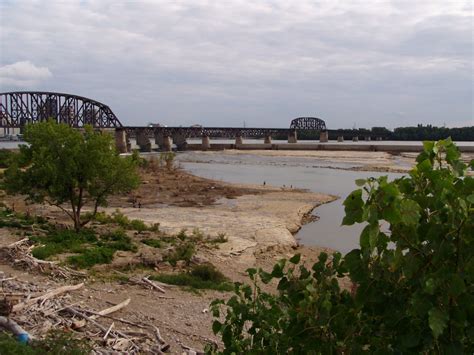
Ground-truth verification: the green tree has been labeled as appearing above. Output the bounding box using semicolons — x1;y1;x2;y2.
209;139;473;353
4;121;140;231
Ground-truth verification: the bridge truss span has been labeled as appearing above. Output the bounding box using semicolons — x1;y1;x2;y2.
0;91;122;128
290;117;326;131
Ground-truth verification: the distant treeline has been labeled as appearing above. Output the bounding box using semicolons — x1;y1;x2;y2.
274;125;474;141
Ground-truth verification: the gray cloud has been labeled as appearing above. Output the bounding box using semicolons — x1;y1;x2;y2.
0;0;472;128
0;61;52;87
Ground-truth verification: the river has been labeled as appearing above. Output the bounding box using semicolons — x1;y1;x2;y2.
177;151;403;254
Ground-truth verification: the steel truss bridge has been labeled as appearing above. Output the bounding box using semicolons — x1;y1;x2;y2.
0;91;122;128
0;91;329;138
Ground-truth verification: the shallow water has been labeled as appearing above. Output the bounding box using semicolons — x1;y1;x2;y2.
178;152;402;254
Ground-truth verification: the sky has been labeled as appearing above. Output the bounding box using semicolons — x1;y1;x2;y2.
0;0;472;129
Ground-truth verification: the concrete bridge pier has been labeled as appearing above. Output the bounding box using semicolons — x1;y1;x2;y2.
264;134;272;144
202;135;211;150
172;132;188;151
235;135;243;145
154;131;172;151
365;136;371;141
136;129;152;152
288;130;297;143
319;131;329;142
352;136;359;142
376;137;383;141
337;136;344;142
115;128;129;153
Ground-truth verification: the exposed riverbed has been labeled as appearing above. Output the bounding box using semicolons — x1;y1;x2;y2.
177;151;405;254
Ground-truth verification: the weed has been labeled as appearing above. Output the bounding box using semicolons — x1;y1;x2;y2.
151;264;232;292
208;233;228;244
176;229;187;241
100;229;137;252
164;242;195;266
142;238;162;248
129;219;147;232
67;247;115;268
0;330;91;354
31;229;97;260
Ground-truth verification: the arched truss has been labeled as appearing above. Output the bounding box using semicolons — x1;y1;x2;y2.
0;91;122;128
290;117;326;131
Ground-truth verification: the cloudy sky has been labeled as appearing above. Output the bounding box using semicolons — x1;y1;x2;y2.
0;1;472;128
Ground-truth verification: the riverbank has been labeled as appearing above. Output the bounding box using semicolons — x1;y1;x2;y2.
0;165;338;352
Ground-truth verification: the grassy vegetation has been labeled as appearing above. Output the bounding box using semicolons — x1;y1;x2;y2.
163;242;195;266
31;228;137;269
151;263;233;292
0;149;18;169
90;210;159;232
0;207;49;229
0;331;91;355
141;238;162;248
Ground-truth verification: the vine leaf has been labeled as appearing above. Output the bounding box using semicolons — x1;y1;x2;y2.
428;308;448;339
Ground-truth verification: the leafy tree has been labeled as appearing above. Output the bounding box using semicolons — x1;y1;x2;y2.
4;121;140;231
209;139;473;353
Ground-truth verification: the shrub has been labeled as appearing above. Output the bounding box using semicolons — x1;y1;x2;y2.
100;229;137;252
67;247;115;268
142;238;162;248
152;264;232;291
164;242;195;266
209;139;474;353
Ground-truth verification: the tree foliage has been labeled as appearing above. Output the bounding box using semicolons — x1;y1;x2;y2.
4;121;140;231
209;139;473;353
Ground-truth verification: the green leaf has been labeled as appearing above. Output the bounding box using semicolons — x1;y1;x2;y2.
342;189;365;225
355;178;366;187
399;199;420;225
289;253;301;264
428;308;449;338
212;320;222;334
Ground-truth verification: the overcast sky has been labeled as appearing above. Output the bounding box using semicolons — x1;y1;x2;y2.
0;1;472;128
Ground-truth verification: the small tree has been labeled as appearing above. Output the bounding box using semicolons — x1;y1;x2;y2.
4;121;140;231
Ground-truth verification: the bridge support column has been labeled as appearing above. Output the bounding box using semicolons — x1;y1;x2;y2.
319;131;328;142
235;136;243;145
161;136;172;151
365;136;371;141
288;130;297;143
352;136;359;142
264;134;272;144
172;132;188;151
337;136;344;142
136;129;152;152
376;137;382;141
115;128;129;153
202;135;210;150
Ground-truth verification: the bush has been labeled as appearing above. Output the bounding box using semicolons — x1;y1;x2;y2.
209;139;474;353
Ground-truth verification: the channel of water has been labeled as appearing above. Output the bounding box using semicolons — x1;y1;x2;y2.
177;152;403;254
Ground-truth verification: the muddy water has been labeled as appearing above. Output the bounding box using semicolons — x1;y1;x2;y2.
178;152;402;254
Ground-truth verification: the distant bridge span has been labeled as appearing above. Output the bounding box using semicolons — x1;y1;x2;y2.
0;91;122;128
1;91;389;152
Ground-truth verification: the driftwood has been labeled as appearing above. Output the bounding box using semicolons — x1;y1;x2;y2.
13;283;84;312
142;277;166;293
72;298;130;329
